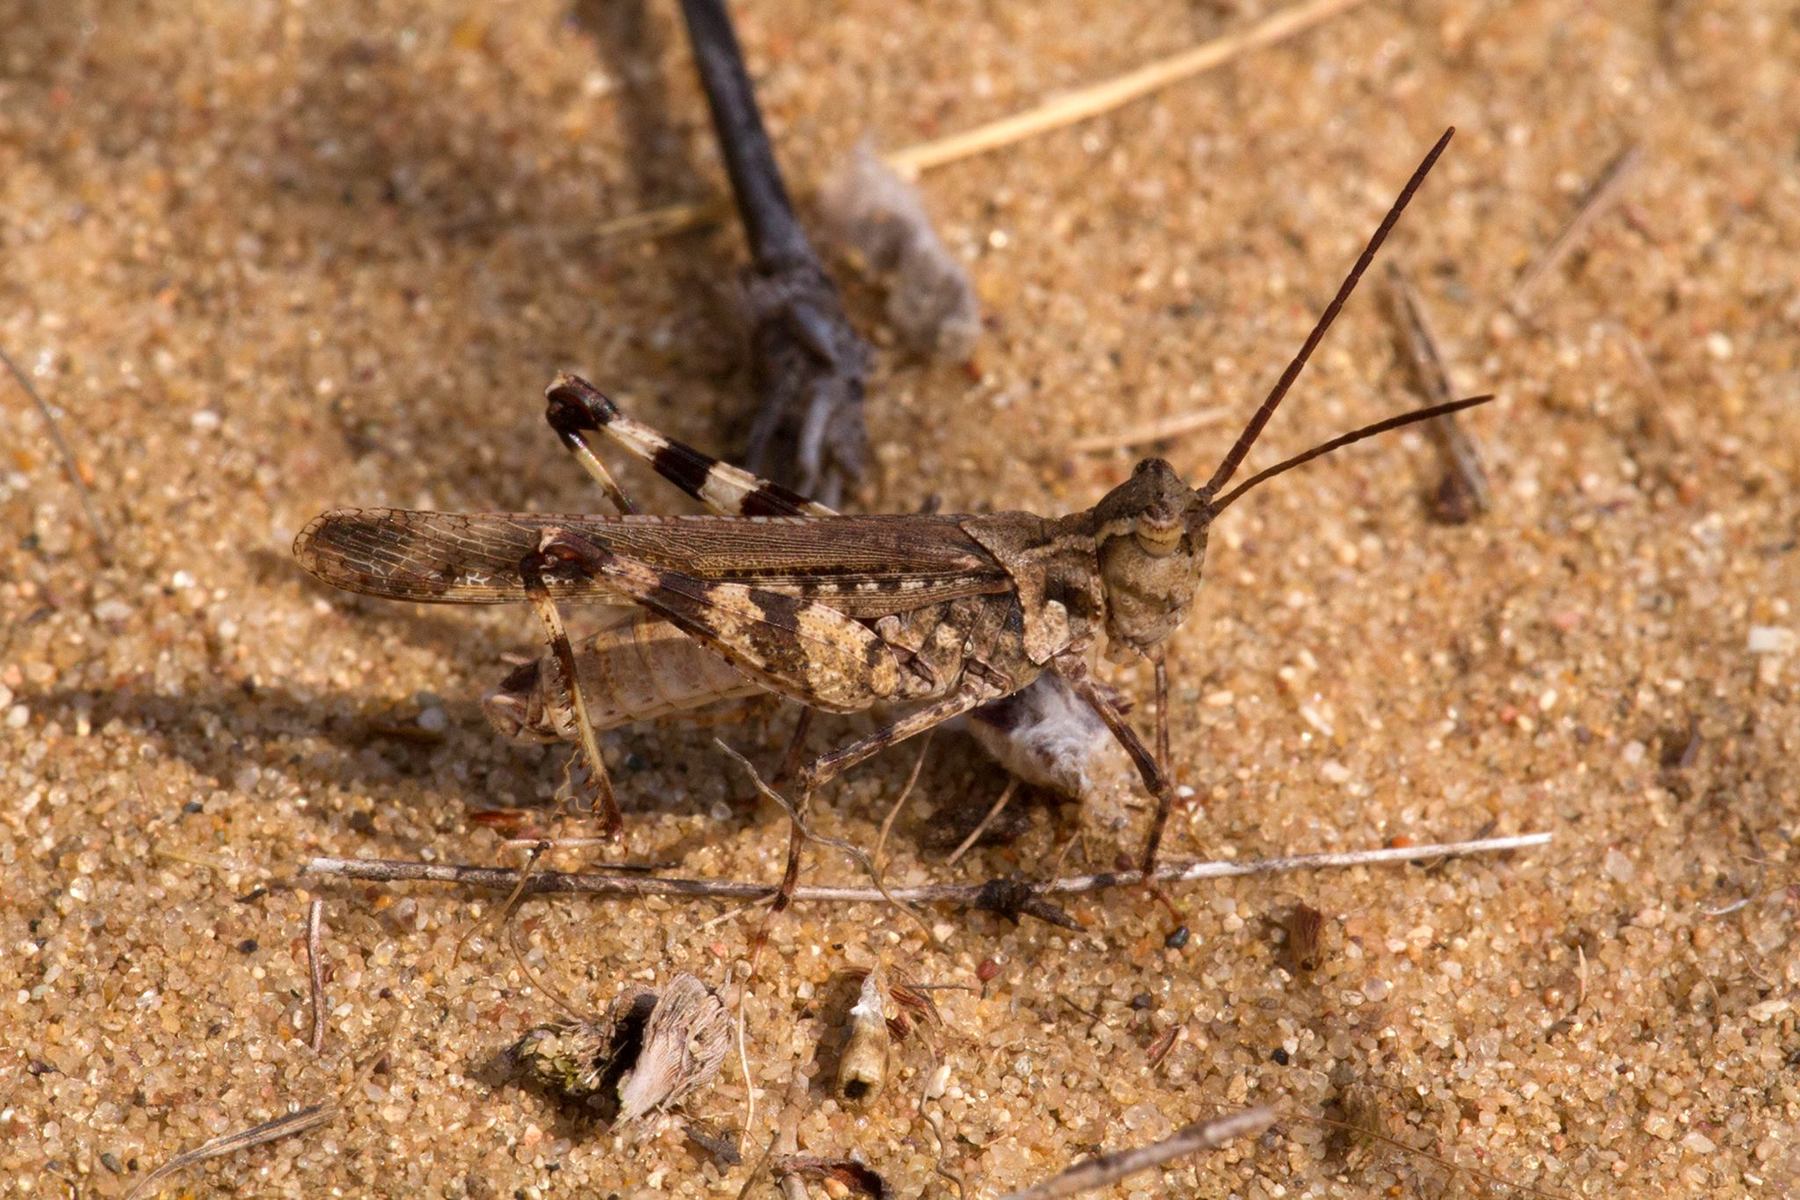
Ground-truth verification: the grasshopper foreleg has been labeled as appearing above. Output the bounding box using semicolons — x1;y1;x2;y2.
1055;655;1177;874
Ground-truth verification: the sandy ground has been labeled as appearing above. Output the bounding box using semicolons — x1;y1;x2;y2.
4;0;1799;1196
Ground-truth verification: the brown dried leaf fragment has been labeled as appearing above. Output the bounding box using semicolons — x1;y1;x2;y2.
884;969;943;1041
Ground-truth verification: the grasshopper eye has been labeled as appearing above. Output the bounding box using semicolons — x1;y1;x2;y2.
1133;509;1183;557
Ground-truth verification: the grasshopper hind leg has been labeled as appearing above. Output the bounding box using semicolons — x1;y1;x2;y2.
520;540;625;837
546;374;829;519
522;374;830;838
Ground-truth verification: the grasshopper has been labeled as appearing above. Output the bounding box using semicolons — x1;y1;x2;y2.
295;130;1486;888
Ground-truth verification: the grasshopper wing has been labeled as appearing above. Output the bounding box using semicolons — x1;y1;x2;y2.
295;508;1011;613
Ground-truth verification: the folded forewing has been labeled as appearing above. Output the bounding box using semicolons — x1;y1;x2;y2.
294;509;1011;614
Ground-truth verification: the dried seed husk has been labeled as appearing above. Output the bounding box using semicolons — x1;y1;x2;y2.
511;973;728;1125
616;973;731;1124
1285;903;1326;972
837;966;892;1103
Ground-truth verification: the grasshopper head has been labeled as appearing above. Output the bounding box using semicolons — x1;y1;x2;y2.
1091;458;1213;656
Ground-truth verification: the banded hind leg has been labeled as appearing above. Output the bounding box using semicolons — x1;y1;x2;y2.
513;382;652;834
520;374;831;834
546;374;832;519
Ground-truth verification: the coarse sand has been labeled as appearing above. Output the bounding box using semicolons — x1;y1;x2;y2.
3;1;1798;1196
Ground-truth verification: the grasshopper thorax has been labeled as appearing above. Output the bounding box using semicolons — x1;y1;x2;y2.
1090;458;1213;657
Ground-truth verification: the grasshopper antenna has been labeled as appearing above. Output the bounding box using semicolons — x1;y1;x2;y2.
1211;393;1495;513
1203;127;1455;498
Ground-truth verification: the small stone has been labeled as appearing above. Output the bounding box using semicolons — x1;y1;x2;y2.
190;409;222;432
1747;626;1796;655
1747;998;1790;1023
416;706;448;733
1604;849;1635;883
93;598;133;623
5;704;27;729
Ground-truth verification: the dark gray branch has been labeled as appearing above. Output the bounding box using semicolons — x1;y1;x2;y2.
676;0;870;503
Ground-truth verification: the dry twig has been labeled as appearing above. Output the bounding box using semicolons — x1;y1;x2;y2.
996;1106;1275;1200
1;343;111;560
305;899;327;1054
1385;263;1491;520
1301;1112;1568;1199
872;734;933;876
124;1104;336;1200
1069;407;1233;453
306;831;1552;910
944;779;1019;866
1508;144;1643;315
718;740;940;946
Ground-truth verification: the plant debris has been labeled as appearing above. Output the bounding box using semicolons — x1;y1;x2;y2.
510;973;730;1125
773;1155;888;1199
821;143;980;361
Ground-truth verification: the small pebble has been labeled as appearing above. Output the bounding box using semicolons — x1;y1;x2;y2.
416;706;449;733
93;598;133;623
5;704;27;729
1271;1047;1290;1065
1747;626;1796;655
1164;925;1191;950
1604;848;1636;883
